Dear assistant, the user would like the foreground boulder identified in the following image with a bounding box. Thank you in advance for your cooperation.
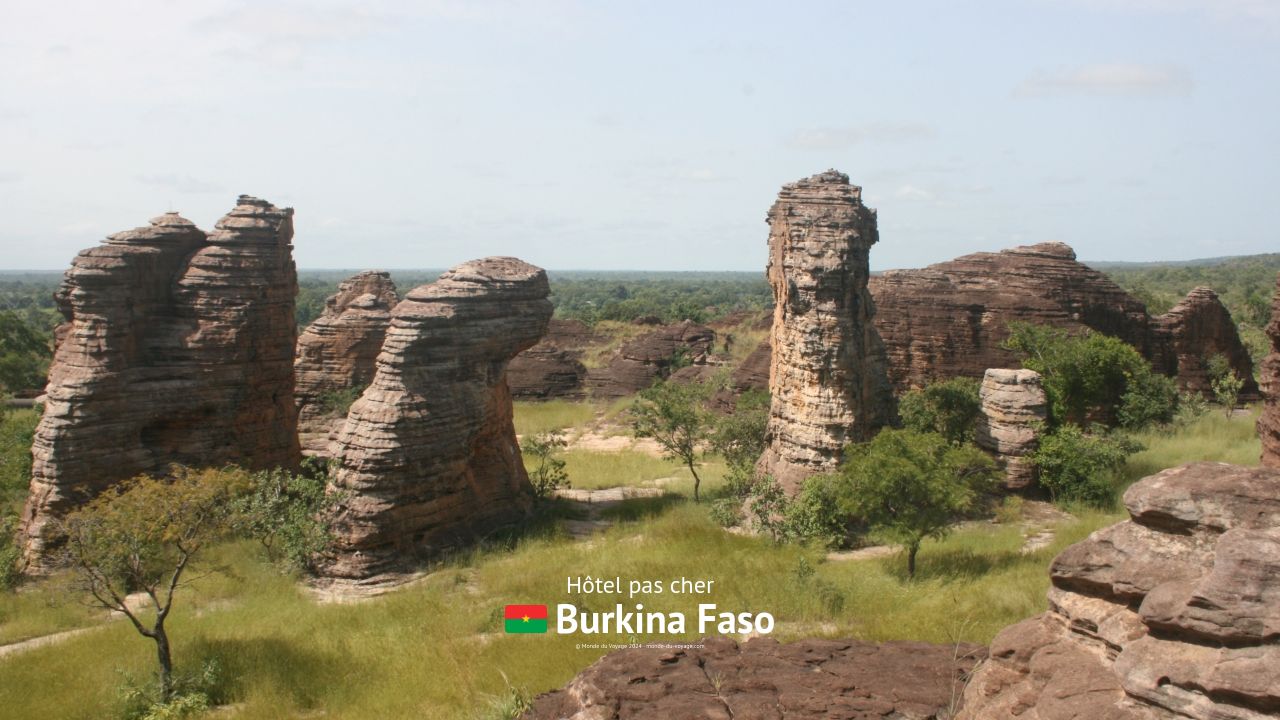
[294,271,399,455]
[522,636,985,720]
[319,257,552,585]
[756,170,894,494]
[20,197,299,571]
[1260,273,1280,467]
[975,368,1047,489]
[585,320,717,400]
[958,461,1280,719]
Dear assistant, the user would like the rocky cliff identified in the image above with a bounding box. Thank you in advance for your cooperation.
[507,319,595,400]
[294,271,399,454]
[21,197,299,570]
[1258,274,1280,467]
[1151,286,1259,400]
[522,636,984,720]
[320,257,552,585]
[975,369,1047,489]
[756,170,894,494]
[584,320,716,400]
[959,461,1280,719]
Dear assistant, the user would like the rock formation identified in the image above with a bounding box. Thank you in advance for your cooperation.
[321,257,552,584]
[1151,286,1259,400]
[293,271,399,454]
[522,636,985,720]
[756,170,894,494]
[507,319,595,400]
[21,197,300,570]
[734,243,1258,400]
[959,461,1280,719]
[584,320,716,400]
[1257,274,1280,467]
[975,369,1048,489]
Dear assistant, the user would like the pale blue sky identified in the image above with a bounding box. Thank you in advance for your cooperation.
[2,0,1277,271]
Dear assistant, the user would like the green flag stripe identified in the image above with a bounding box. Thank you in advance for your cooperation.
[505,618,548,633]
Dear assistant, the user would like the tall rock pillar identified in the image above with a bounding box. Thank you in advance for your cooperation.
[755,170,894,494]
[1259,273,1280,467]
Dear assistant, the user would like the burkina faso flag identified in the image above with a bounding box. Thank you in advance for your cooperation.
[504,604,548,633]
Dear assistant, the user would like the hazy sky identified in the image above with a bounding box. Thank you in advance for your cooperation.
[2,0,1277,271]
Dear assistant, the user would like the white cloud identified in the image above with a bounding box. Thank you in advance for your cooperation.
[894,184,936,201]
[787,123,934,150]
[1016,63,1193,96]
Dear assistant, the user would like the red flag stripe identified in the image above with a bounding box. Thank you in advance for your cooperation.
[504,604,548,620]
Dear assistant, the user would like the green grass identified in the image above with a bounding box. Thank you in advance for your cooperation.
[1119,405,1261,487]
[0,506,1118,720]
[513,401,600,437]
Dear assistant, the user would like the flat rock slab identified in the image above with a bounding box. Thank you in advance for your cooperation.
[521,635,985,720]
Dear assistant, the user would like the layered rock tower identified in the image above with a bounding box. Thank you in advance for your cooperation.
[293,271,399,454]
[1260,274,1280,467]
[1152,286,1259,399]
[21,197,300,569]
[975,369,1048,489]
[959,461,1280,719]
[756,170,894,494]
[321,257,552,583]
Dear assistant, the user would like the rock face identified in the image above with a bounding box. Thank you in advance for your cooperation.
[756,170,894,494]
[975,369,1048,489]
[20,197,300,570]
[1151,286,1259,400]
[1257,274,1280,467]
[320,257,552,583]
[522,636,985,720]
[585,320,716,400]
[508,319,595,400]
[294,271,399,455]
[959,461,1280,720]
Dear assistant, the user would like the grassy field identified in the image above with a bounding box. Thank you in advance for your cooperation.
[0,406,1261,719]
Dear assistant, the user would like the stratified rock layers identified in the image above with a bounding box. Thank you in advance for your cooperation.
[322,257,552,582]
[294,271,398,454]
[975,369,1047,489]
[1152,286,1259,399]
[585,320,717,399]
[1259,274,1280,467]
[522,636,985,720]
[756,170,894,493]
[958,461,1280,719]
[21,197,299,569]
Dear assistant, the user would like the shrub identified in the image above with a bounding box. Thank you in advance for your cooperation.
[782,473,846,546]
[711,389,769,497]
[1207,354,1244,418]
[898,377,982,445]
[1032,424,1141,506]
[317,386,364,417]
[836,429,997,578]
[520,431,570,499]
[232,458,341,573]
[707,498,742,528]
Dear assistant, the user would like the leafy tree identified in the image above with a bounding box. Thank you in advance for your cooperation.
[836,429,996,578]
[1032,424,1141,506]
[59,467,248,703]
[1207,354,1244,417]
[520,431,570,499]
[711,389,769,496]
[898,377,982,445]
[1004,323,1178,429]
[232,459,341,573]
[630,380,714,501]
[0,310,51,394]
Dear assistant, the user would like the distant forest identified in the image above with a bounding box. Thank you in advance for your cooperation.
[2,254,1278,395]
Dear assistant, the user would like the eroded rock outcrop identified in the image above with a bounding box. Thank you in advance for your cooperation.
[1152,286,1259,400]
[21,197,300,570]
[585,320,716,400]
[975,369,1047,489]
[1257,274,1280,467]
[958,461,1280,719]
[320,257,552,584]
[294,271,399,455]
[508,319,596,400]
[756,170,894,494]
[522,636,985,720]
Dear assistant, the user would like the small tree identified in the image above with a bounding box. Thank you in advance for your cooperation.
[711,389,769,496]
[232,458,341,573]
[1207,354,1244,418]
[898,377,982,445]
[59,467,247,703]
[631,380,713,501]
[836,429,996,578]
[1033,424,1141,506]
[520,431,570,499]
